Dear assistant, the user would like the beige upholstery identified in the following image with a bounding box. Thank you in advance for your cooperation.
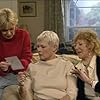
[32,53,80,65]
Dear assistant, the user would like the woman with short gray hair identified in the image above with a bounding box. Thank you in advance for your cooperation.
[18,31,77,100]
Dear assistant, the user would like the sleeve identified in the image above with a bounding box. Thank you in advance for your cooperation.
[92,81,98,88]
[65,61,78,100]
[19,78,33,100]
[19,64,34,100]
[20,31,32,70]
[11,31,32,73]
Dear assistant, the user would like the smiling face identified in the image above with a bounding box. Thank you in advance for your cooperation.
[36,40,57,61]
[1,25,16,39]
[74,39,91,60]
[0,8,18,39]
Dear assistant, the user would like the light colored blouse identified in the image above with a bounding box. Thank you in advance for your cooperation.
[27,57,77,100]
[76,55,100,99]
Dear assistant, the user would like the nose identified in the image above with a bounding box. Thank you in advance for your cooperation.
[37,47,42,52]
[6,30,12,35]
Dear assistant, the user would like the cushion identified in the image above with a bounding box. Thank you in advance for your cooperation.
[32,53,80,65]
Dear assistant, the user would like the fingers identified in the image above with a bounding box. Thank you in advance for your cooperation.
[71,67,81,74]
[0,61,11,66]
[0,61,10,71]
[18,72,26,86]
[18,71,30,86]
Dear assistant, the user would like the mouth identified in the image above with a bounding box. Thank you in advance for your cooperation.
[76,51,82,55]
[5,35,13,39]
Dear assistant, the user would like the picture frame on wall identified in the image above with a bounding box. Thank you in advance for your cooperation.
[19,2,36,17]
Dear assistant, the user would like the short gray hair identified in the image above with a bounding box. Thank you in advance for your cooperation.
[37,31,59,49]
[0,8,18,30]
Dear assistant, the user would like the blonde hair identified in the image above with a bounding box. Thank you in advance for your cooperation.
[73,28,100,56]
[0,8,18,30]
[37,31,59,49]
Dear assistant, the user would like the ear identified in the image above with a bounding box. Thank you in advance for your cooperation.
[52,45,58,52]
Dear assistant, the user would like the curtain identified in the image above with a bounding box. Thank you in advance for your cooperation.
[44,0,64,42]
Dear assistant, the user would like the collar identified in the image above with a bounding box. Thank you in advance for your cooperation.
[89,55,96,69]
[39,57,61,66]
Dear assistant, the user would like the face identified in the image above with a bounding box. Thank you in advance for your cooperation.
[74,39,90,59]
[36,40,56,61]
[1,25,16,39]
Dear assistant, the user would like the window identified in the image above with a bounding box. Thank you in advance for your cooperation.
[63,0,100,41]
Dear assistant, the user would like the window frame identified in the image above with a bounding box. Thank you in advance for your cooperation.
[63,0,100,41]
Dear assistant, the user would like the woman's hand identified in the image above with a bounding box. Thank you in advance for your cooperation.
[71,67,93,86]
[18,71,27,86]
[18,71,32,100]
[0,61,10,71]
[18,71,27,99]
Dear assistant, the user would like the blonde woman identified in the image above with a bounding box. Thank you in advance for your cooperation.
[0,8,32,99]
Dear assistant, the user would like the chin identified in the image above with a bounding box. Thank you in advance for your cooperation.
[6,37,12,39]
[77,55,82,59]
[40,57,45,61]
[5,36,13,39]
[78,57,82,59]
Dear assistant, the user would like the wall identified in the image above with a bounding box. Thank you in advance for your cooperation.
[0,0,18,13]
[0,0,44,43]
[18,0,45,43]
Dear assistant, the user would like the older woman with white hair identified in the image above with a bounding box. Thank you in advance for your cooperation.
[17,31,77,100]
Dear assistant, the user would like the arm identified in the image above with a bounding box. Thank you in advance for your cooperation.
[63,61,77,100]
[66,75,77,100]
[18,72,33,100]
[19,79,33,100]
[71,67,92,85]
[10,31,32,74]
[20,31,32,70]
[71,67,100,94]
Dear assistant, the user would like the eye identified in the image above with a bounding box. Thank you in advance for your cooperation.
[41,45,46,48]
[1,28,14,32]
[79,43,82,45]
[1,29,8,32]
[9,28,13,31]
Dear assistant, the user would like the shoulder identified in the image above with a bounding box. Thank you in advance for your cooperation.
[27,62,39,76]
[15,27,30,37]
[57,54,80,65]
[29,62,39,69]
[57,56,74,72]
